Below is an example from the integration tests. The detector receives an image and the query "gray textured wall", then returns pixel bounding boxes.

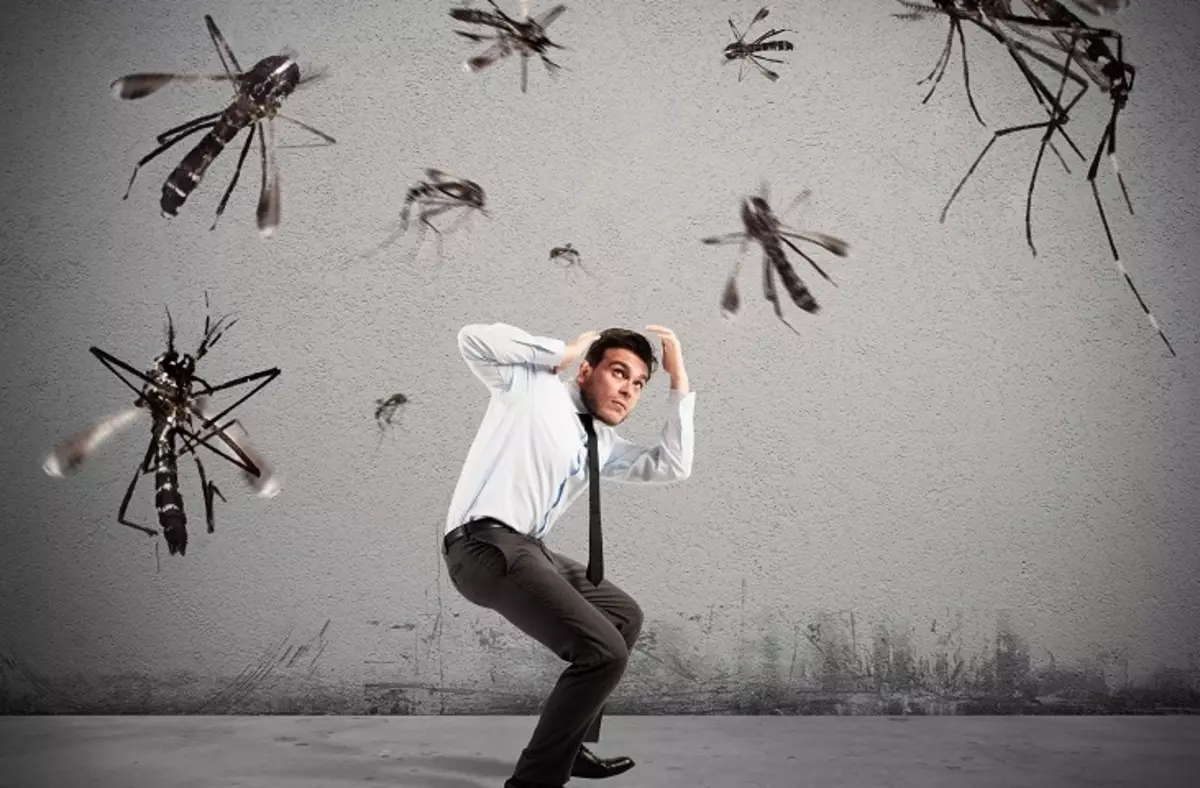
[1,0,1198,716]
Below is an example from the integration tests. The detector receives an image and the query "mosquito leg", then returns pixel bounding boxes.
[779,237,837,285]
[919,21,955,93]
[89,347,162,402]
[123,121,218,200]
[116,436,159,537]
[275,114,337,145]
[156,111,223,145]
[185,370,280,450]
[204,14,243,79]
[955,19,985,126]
[193,454,226,534]
[940,120,1055,223]
[211,125,256,230]
[748,57,779,81]
[1023,41,1082,256]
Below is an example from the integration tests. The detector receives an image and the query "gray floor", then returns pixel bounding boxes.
[0,715,1196,787]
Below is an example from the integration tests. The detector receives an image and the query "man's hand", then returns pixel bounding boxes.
[552,330,600,374]
[645,325,689,393]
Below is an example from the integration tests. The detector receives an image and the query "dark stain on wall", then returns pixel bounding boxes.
[3,612,1198,715]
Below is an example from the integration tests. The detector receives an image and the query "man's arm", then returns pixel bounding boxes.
[602,387,696,483]
[457,323,566,392]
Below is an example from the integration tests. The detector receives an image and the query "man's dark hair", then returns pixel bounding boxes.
[584,328,658,379]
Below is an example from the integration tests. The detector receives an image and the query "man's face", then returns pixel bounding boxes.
[576,348,650,426]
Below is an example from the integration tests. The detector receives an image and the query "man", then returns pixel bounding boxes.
[443,321,696,788]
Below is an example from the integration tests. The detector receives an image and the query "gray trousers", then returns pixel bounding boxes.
[443,524,643,786]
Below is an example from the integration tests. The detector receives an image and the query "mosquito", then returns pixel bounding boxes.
[722,6,796,82]
[549,242,592,277]
[371,393,408,455]
[450,0,568,93]
[111,14,336,237]
[701,185,849,333]
[43,294,281,556]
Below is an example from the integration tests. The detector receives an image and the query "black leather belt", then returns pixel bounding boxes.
[443,517,515,553]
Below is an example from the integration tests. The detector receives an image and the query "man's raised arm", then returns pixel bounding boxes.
[457,323,567,392]
[602,388,696,483]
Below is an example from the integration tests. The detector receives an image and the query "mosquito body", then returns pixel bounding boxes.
[43,295,281,556]
[701,187,849,333]
[722,6,796,82]
[111,15,335,237]
[450,0,568,93]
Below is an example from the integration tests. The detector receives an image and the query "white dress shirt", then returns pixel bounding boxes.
[445,322,696,540]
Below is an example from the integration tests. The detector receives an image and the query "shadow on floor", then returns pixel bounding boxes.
[401,754,514,780]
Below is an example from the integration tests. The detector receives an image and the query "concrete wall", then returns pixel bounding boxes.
[1,0,1198,715]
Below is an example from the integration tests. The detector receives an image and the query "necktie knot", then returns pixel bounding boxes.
[578,412,596,435]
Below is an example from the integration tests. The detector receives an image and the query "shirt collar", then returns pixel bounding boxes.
[565,378,602,426]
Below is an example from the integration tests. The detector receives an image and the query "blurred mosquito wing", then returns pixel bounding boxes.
[1066,0,1130,14]
[109,71,236,100]
[43,406,146,478]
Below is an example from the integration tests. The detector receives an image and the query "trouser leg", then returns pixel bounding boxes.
[546,548,644,745]
[444,530,631,785]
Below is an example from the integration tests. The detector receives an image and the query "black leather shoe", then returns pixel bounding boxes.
[504,779,562,788]
[570,745,636,779]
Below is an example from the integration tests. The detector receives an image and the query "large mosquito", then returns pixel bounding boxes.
[111,15,336,237]
[701,185,849,333]
[43,296,281,556]
[722,6,796,82]
[450,0,568,93]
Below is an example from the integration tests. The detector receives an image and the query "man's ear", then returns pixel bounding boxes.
[575,361,591,386]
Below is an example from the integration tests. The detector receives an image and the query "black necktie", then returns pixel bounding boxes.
[578,412,603,586]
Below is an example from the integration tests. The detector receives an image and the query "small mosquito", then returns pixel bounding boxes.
[111,14,335,237]
[372,393,408,455]
[374,393,408,431]
[701,185,849,333]
[549,243,592,277]
[450,0,569,93]
[722,6,796,82]
[43,294,280,556]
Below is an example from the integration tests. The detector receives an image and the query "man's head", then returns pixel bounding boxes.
[575,328,658,426]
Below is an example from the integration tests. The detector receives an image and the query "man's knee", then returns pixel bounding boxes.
[576,626,631,673]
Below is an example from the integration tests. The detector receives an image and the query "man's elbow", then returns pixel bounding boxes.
[457,325,488,362]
